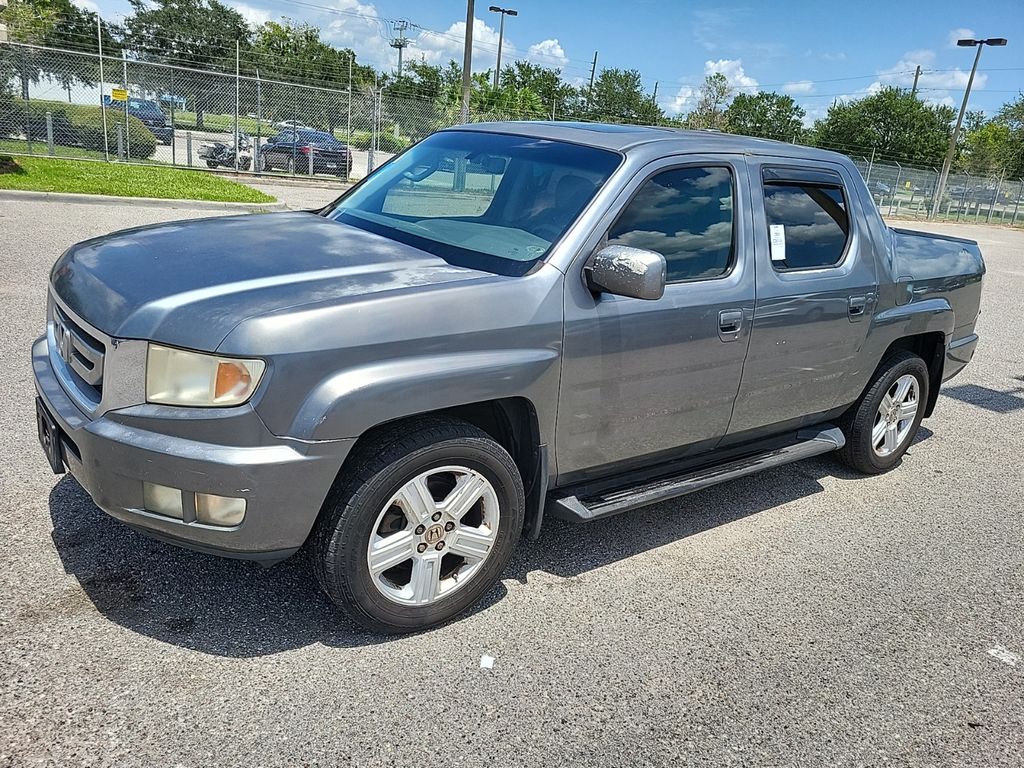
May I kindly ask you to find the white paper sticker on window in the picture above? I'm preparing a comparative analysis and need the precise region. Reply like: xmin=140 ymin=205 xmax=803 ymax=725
xmin=769 ymin=224 xmax=787 ymax=262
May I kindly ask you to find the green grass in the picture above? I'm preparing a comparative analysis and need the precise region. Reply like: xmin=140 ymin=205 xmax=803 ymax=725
xmin=0 ymin=156 xmax=276 ymax=203
xmin=0 ymin=138 xmax=109 ymax=160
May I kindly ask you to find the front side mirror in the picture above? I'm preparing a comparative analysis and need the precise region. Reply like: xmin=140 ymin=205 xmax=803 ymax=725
xmin=585 ymin=245 xmax=666 ymax=301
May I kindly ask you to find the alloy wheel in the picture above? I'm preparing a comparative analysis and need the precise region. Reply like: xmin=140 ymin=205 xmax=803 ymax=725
xmin=872 ymin=374 xmax=919 ymax=457
xmin=366 ymin=466 xmax=500 ymax=606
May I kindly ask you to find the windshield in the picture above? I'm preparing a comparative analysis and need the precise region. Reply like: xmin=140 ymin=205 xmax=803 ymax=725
xmin=324 ymin=130 xmax=621 ymax=276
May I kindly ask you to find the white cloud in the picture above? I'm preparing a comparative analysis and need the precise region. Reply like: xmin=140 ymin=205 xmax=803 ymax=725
xmin=783 ymin=80 xmax=815 ymax=95
xmin=948 ymin=28 xmax=975 ymax=47
xmin=663 ymin=59 xmax=758 ymax=115
xmin=406 ymin=17 xmax=512 ymax=73
xmin=230 ymin=2 xmax=272 ymax=28
xmin=871 ymin=48 xmax=986 ymax=106
xmin=528 ymin=39 xmax=568 ymax=68
xmin=322 ymin=0 xmax=394 ymax=70
xmin=704 ymin=58 xmax=758 ymax=90
xmin=70 ymin=0 xmax=99 ymax=12
xmin=668 ymin=85 xmax=695 ymax=114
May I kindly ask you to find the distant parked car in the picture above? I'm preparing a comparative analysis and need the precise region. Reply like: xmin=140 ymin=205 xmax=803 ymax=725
xmin=259 ymin=129 xmax=353 ymax=176
xmin=105 ymin=98 xmax=173 ymax=144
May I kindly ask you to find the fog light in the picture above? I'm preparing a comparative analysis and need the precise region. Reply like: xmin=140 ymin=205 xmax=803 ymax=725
xmin=196 ymin=493 xmax=246 ymax=527
xmin=143 ymin=482 xmax=183 ymax=519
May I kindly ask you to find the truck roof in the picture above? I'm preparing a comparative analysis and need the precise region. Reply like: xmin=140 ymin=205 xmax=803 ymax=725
xmin=450 ymin=121 xmax=848 ymax=163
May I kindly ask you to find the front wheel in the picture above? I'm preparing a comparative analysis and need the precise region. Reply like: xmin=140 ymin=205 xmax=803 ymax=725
xmin=837 ymin=350 xmax=930 ymax=474
xmin=312 ymin=419 xmax=525 ymax=634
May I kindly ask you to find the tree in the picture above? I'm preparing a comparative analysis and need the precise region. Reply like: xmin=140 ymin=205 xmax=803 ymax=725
xmin=0 ymin=0 xmax=120 ymax=100
xmin=586 ymin=67 xmax=662 ymax=124
xmin=500 ymin=60 xmax=578 ymax=119
xmin=994 ymin=93 xmax=1024 ymax=178
xmin=247 ymin=21 xmax=375 ymax=131
xmin=685 ymin=73 xmax=732 ymax=131
xmin=958 ymin=121 xmax=1014 ymax=175
xmin=124 ymin=0 xmax=251 ymax=130
xmin=724 ymin=91 xmax=805 ymax=142
xmin=810 ymin=87 xmax=955 ymax=166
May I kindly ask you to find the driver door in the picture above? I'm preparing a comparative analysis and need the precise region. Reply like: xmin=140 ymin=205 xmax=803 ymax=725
xmin=556 ymin=156 xmax=755 ymax=484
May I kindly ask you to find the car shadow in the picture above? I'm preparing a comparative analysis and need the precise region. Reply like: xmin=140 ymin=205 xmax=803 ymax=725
xmin=942 ymin=383 xmax=1024 ymax=414
xmin=48 ymin=448 xmax=910 ymax=658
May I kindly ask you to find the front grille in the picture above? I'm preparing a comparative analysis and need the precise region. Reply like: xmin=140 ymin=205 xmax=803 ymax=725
xmin=52 ymin=304 xmax=105 ymax=403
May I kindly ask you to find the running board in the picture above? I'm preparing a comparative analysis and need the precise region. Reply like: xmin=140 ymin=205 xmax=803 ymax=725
xmin=549 ymin=426 xmax=845 ymax=522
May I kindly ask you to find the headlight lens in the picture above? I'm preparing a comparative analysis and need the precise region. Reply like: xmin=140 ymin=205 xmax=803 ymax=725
xmin=146 ymin=344 xmax=266 ymax=407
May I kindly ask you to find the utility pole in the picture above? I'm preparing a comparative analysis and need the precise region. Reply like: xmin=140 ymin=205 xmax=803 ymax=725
xmin=652 ymin=81 xmax=659 ymax=102
xmin=488 ymin=6 xmax=518 ymax=88
xmin=390 ymin=20 xmax=409 ymax=78
xmin=460 ymin=0 xmax=474 ymax=123
xmin=234 ymin=38 xmax=240 ymax=172
xmin=587 ymin=51 xmax=598 ymax=110
xmin=911 ymin=65 xmax=921 ymax=97
xmin=97 ymin=16 xmax=109 ymax=161
xmin=122 ymin=50 xmax=129 ymax=159
xmin=931 ymin=36 xmax=1008 ymax=219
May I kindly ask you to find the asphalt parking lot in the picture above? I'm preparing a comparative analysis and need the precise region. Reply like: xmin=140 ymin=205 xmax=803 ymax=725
xmin=0 ymin=199 xmax=1021 ymax=767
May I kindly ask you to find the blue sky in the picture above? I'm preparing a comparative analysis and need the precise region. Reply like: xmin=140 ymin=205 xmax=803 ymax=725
xmin=83 ymin=0 xmax=1024 ymax=120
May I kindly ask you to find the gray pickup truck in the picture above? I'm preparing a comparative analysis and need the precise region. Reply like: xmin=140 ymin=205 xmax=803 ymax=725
xmin=33 ymin=122 xmax=984 ymax=633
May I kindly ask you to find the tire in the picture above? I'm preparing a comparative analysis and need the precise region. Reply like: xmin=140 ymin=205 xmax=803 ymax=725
xmin=312 ymin=418 xmax=525 ymax=634
xmin=836 ymin=350 xmax=930 ymax=474
xmin=205 ymin=161 xmax=219 ymax=168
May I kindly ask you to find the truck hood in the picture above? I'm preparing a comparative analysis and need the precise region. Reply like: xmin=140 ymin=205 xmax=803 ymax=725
xmin=51 ymin=211 xmax=487 ymax=350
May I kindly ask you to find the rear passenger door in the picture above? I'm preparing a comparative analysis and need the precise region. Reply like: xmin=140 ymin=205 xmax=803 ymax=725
xmin=557 ymin=156 xmax=755 ymax=483
xmin=726 ymin=160 xmax=877 ymax=440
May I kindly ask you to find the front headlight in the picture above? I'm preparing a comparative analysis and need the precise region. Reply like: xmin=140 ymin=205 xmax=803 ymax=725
xmin=146 ymin=344 xmax=266 ymax=407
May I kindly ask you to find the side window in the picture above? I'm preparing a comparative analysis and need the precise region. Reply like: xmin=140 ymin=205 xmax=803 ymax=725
xmin=763 ymin=182 xmax=849 ymax=270
xmin=608 ymin=166 xmax=734 ymax=283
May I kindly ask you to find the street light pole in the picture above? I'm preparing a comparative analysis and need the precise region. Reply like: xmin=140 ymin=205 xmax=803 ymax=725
xmin=931 ymin=36 xmax=1007 ymax=219
xmin=488 ymin=6 xmax=518 ymax=89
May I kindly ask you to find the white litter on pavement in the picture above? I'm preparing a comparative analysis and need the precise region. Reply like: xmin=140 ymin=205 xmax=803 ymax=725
xmin=987 ymin=645 xmax=1020 ymax=666
xmin=480 ymin=655 xmax=495 ymax=670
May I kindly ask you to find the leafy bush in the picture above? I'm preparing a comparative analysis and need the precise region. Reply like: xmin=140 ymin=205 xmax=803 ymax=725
xmin=349 ymin=129 xmax=410 ymax=153
xmin=0 ymin=100 xmax=157 ymax=159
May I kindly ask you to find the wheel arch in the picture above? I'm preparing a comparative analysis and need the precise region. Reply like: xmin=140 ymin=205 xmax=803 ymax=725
xmin=325 ymin=397 xmax=546 ymax=537
xmin=875 ymin=331 xmax=946 ymax=417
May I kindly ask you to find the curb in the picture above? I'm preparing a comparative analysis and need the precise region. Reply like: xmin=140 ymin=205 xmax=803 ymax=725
xmin=0 ymin=189 xmax=287 ymax=211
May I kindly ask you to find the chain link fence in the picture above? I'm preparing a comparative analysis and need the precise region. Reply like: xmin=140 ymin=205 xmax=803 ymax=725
xmin=849 ymin=154 xmax=1024 ymax=226
xmin=0 ymin=41 xmax=481 ymax=180
xmin=3 ymin=40 xmax=1023 ymax=226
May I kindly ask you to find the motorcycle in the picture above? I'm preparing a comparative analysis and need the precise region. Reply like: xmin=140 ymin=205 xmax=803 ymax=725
xmin=198 ymin=133 xmax=252 ymax=171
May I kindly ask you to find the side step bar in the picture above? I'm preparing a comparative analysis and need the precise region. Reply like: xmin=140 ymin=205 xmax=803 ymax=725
xmin=549 ymin=425 xmax=845 ymax=522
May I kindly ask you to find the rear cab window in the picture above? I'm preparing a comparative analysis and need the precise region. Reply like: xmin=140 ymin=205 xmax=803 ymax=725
xmin=761 ymin=166 xmax=851 ymax=270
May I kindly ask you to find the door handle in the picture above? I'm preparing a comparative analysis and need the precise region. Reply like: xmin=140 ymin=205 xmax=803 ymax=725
xmin=848 ymin=295 xmax=867 ymax=321
xmin=718 ymin=309 xmax=744 ymax=341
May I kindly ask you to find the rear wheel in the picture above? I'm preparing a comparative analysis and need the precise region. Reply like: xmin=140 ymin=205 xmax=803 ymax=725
xmin=312 ymin=418 xmax=525 ymax=634
xmin=837 ymin=350 xmax=929 ymax=474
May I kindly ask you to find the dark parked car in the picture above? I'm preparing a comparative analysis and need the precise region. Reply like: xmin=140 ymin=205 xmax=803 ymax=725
xmin=34 ymin=123 xmax=984 ymax=633
xmin=105 ymin=97 xmax=173 ymax=144
xmin=259 ymin=129 xmax=353 ymax=176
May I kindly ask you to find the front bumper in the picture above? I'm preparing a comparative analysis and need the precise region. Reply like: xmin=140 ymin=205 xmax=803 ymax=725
xmin=33 ymin=335 xmax=353 ymax=563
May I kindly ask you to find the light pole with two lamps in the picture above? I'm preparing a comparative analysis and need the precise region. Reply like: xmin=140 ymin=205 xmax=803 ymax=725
xmin=488 ymin=6 xmax=518 ymax=88
xmin=931 ymin=36 xmax=1007 ymax=219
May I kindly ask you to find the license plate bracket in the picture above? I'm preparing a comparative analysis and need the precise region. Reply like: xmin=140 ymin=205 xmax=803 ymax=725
xmin=36 ymin=398 xmax=66 ymax=475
